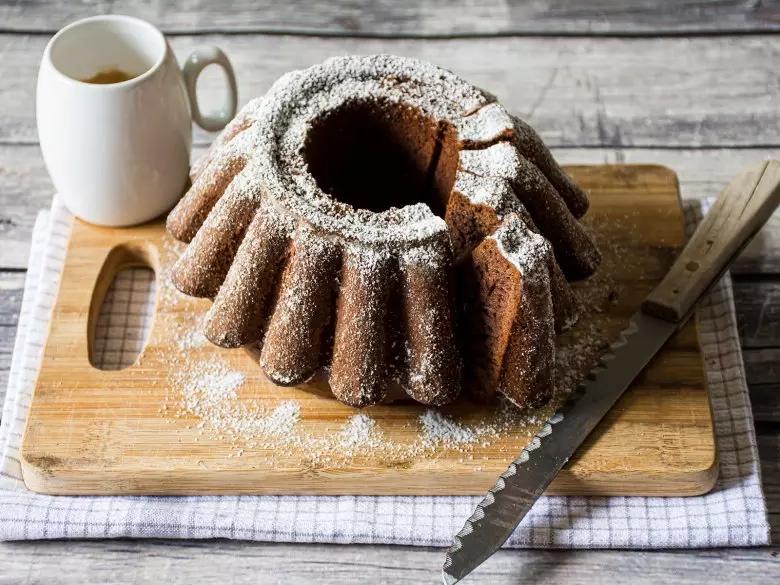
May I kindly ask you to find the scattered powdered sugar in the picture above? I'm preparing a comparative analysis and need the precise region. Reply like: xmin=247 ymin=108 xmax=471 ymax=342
xmin=168 ymin=354 xmax=302 ymax=441
xmin=257 ymin=401 xmax=301 ymax=436
xmin=338 ymin=414 xmax=382 ymax=454
xmin=168 ymin=358 xmax=257 ymax=437
xmin=176 ymin=315 xmax=209 ymax=350
xmin=419 ymin=410 xmax=477 ymax=447
xmin=165 ymin=349 xmax=526 ymax=461
xmin=184 ymin=361 xmax=243 ymax=402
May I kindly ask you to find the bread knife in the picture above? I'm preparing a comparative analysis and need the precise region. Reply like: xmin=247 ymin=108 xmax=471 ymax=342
xmin=442 ymin=161 xmax=780 ymax=584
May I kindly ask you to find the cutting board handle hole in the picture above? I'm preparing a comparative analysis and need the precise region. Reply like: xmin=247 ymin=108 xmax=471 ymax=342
xmin=87 ymin=244 xmax=158 ymax=371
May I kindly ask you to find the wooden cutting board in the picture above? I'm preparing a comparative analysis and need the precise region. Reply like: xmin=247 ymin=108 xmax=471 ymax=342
xmin=20 ymin=164 xmax=717 ymax=497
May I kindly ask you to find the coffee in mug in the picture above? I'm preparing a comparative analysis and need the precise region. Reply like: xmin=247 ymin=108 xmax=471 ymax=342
xmin=81 ymin=67 xmax=138 ymax=84
xmin=37 ymin=15 xmax=238 ymax=226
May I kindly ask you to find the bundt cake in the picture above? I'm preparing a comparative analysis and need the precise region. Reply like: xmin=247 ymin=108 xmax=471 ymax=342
xmin=166 ymin=55 xmax=601 ymax=408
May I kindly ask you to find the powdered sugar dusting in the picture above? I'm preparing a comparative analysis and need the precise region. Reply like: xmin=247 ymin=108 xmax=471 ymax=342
xmin=459 ymin=141 xmax=522 ymax=180
xmin=184 ymin=55 xmax=521 ymax=251
xmin=158 ymin=54 xmax=615 ymax=467
xmin=177 ymin=315 xmax=209 ymax=350
xmin=491 ymin=213 xmax=551 ymax=273
xmin=457 ymin=102 xmax=514 ymax=145
xmin=243 ymin=55 xmax=490 ymax=247
xmin=259 ymin=401 xmax=302 ymax=436
xmin=153 ymin=212 xmax=623 ymax=469
xmin=454 ymin=171 xmax=513 ymax=209
xmin=419 ymin=410 xmax=476 ymax=447
xmin=169 ymin=55 xmax=602 ymax=410
xmin=338 ymin=414 xmax=382 ymax=453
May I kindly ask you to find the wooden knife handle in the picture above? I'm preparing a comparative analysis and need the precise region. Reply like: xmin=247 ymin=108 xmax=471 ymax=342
xmin=643 ymin=160 xmax=780 ymax=323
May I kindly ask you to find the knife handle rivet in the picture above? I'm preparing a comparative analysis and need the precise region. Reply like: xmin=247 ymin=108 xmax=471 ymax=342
xmin=685 ymin=261 xmax=699 ymax=272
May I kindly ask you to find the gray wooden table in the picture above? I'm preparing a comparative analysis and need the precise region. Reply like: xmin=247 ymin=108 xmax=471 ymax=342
xmin=1 ymin=1 xmax=779 ymax=583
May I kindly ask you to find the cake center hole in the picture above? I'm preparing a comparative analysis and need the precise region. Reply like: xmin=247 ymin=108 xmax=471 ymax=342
xmin=304 ymin=99 xmax=459 ymax=216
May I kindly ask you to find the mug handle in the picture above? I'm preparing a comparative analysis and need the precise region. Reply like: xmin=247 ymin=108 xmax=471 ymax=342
xmin=181 ymin=46 xmax=238 ymax=132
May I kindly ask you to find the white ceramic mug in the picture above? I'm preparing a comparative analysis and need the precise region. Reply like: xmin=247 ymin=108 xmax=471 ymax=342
xmin=37 ymin=15 xmax=238 ymax=226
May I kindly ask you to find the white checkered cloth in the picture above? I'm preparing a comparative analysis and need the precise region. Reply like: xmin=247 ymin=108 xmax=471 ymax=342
xmin=0 ymin=196 xmax=770 ymax=547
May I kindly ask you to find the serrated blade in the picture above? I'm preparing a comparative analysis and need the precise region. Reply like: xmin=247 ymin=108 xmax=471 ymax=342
xmin=442 ymin=312 xmax=677 ymax=585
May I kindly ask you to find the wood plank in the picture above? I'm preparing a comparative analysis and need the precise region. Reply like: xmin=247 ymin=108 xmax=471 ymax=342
xmin=2 ymin=0 xmax=779 ymax=36
xmin=734 ymin=279 xmax=780 ymax=349
xmin=4 ymin=145 xmax=780 ymax=271
xmin=757 ymin=425 xmax=779 ymax=542
xmin=0 ymin=271 xmax=24 ymax=408
xmin=744 ymin=348 xmax=780 ymax=386
xmin=734 ymin=279 xmax=780 ymax=422
xmin=0 ymin=539 xmax=779 ymax=584
xmin=743 ymin=347 xmax=780 ymax=422
xmin=750 ymin=385 xmax=780 ymax=423
xmin=20 ymin=165 xmax=718 ymax=497
xmin=0 ymin=145 xmax=55 ymax=270
xmin=4 ymin=35 xmax=780 ymax=149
